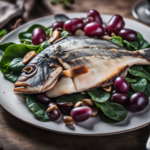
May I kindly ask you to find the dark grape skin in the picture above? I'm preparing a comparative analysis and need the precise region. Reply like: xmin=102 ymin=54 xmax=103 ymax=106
xmin=36 ymin=94 xmax=52 ymax=105
xmin=118 ymin=29 xmax=137 ymax=41
xmin=64 ymin=18 xmax=84 ymax=34
xmin=83 ymin=17 xmax=94 ymax=26
xmin=47 ymin=109 xmax=61 ymax=121
xmin=52 ymin=21 xmax=64 ymax=31
xmin=111 ymin=93 xmax=129 ymax=106
xmin=84 ymin=22 xmax=104 ymax=36
xmin=107 ymin=14 xmax=125 ymax=34
xmin=60 ymin=106 xmax=73 ymax=115
xmin=47 ymin=102 xmax=56 ymax=108
xmin=114 ymin=77 xmax=130 ymax=93
xmin=32 ymin=27 xmax=46 ymax=45
xmin=130 ymin=92 xmax=149 ymax=111
xmin=102 ymin=24 xmax=111 ymax=35
xmin=87 ymin=9 xmax=102 ymax=24
xmin=70 ymin=106 xmax=92 ymax=122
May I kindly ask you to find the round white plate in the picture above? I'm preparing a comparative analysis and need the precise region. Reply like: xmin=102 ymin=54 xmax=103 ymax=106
xmin=0 ymin=13 xmax=150 ymax=136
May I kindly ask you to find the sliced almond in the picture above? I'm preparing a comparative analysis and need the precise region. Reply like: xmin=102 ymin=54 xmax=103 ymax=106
xmin=91 ymin=107 xmax=99 ymax=117
xmin=111 ymin=32 xmax=116 ymax=36
xmin=101 ymin=35 xmax=111 ymax=40
xmin=74 ymin=29 xmax=85 ymax=36
xmin=82 ymin=99 xmax=94 ymax=106
xmin=74 ymin=101 xmax=83 ymax=108
xmin=49 ymin=30 xmax=60 ymax=44
xmin=46 ymin=105 xmax=58 ymax=113
xmin=63 ymin=116 xmax=75 ymax=126
xmin=22 ymin=51 xmax=36 ymax=64
xmin=102 ymin=85 xmax=112 ymax=92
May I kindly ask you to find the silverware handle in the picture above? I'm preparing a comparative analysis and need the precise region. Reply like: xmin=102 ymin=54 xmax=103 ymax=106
xmin=146 ymin=135 xmax=150 ymax=150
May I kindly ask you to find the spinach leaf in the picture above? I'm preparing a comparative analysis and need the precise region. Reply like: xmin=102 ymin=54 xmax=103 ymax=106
xmin=36 ymin=41 xmax=50 ymax=54
xmin=129 ymin=67 xmax=150 ymax=81
xmin=0 ymin=44 xmax=38 ymax=82
xmin=99 ymin=111 xmax=121 ymax=124
xmin=125 ymin=77 xmax=137 ymax=83
xmin=127 ymin=88 xmax=134 ymax=97
xmin=0 ymin=42 xmax=15 ymax=52
xmin=144 ymin=82 xmax=150 ymax=97
xmin=47 ymin=27 xmax=53 ymax=37
xmin=9 ymin=58 xmax=25 ymax=71
xmin=26 ymin=95 xmax=50 ymax=121
xmin=88 ymin=88 xmax=110 ymax=103
xmin=18 ymin=24 xmax=50 ymax=43
xmin=0 ymin=29 xmax=7 ymax=39
xmin=131 ymin=77 xmax=147 ymax=92
xmin=95 ymin=101 xmax=127 ymax=122
xmin=58 ymin=93 xmax=89 ymax=104
xmin=110 ymin=36 xmax=123 ymax=47
xmin=123 ymin=40 xmax=139 ymax=51
xmin=137 ymin=32 xmax=150 ymax=49
xmin=143 ymin=65 xmax=150 ymax=73
xmin=61 ymin=31 xmax=69 ymax=37
xmin=129 ymin=65 xmax=143 ymax=71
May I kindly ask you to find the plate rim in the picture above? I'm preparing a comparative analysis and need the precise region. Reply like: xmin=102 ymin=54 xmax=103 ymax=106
xmin=0 ymin=13 xmax=150 ymax=136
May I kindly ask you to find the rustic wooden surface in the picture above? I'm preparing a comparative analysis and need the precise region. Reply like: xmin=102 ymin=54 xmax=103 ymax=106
xmin=0 ymin=0 xmax=150 ymax=150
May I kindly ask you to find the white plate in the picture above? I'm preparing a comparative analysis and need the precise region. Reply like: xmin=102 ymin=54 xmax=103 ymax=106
xmin=0 ymin=13 xmax=150 ymax=136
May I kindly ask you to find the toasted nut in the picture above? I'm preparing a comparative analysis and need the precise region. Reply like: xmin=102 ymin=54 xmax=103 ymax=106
xmin=82 ymin=99 xmax=94 ymax=106
xmin=46 ymin=105 xmax=58 ymax=113
xmin=22 ymin=51 xmax=36 ymax=64
xmin=91 ymin=107 xmax=99 ymax=117
xmin=111 ymin=32 xmax=116 ymax=36
xmin=101 ymin=35 xmax=111 ymax=40
xmin=74 ymin=29 xmax=85 ymax=36
xmin=49 ymin=30 xmax=60 ymax=43
xmin=63 ymin=116 xmax=75 ymax=126
xmin=102 ymin=85 xmax=112 ymax=92
xmin=74 ymin=101 xmax=83 ymax=108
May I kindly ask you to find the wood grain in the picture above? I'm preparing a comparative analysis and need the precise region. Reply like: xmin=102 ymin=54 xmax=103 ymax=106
xmin=0 ymin=0 xmax=150 ymax=149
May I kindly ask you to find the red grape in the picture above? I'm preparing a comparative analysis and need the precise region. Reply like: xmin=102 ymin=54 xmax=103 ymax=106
xmin=36 ymin=94 xmax=51 ymax=105
xmin=52 ymin=21 xmax=64 ymax=30
xmin=83 ymin=17 xmax=94 ymax=26
xmin=111 ymin=93 xmax=129 ymax=106
xmin=114 ymin=77 xmax=130 ymax=93
xmin=118 ymin=29 xmax=137 ymax=41
xmin=130 ymin=92 xmax=149 ymax=111
xmin=84 ymin=22 xmax=104 ymax=36
xmin=87 ymin=9 xmax=102 ymax=24
xmin=47 ymin=109 xmax=61 ymax=121
xmin=64 ymin=18 xmax=84 ymax=34
xmin=71 ymin=106 xmax=92 ymax=122
xmin=107 ymin=14 xmax=125 ymax=34
xmin=102 ymin=24 xmax=111 ymax=35
xmin=32 ymin=27 xmax=46 ymax=45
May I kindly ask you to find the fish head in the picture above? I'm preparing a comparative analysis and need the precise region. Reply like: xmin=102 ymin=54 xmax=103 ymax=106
xmin=14 ymin=52 xmax=62 ymax=94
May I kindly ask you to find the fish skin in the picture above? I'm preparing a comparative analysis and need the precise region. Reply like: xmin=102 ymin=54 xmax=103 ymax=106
xmin=14 ymin=36 xmax=150 ymax=95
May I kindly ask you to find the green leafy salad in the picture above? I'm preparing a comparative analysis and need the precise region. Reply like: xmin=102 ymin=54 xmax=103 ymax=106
xmin=0 ymin=12 xmax=150 ymax=125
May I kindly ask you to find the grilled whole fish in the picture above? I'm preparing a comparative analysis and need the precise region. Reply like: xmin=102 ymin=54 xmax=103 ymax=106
xmin=14 ymin=36 xmax=150 ymax=97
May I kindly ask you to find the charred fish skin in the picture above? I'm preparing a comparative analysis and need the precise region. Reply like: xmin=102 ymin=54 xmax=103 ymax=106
xmin=46 ymin=48 xmax=150 ymax=98
xmin=14 ymin=36 xmax=126 ymax=94
xmin=14 ymin=36 xmax=150 ymax=95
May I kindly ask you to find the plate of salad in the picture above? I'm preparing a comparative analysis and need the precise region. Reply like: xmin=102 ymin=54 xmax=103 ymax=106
xmin=0 ymin=10 xmax=150 ymax=135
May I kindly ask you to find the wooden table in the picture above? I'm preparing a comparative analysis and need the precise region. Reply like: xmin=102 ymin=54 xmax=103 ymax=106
xmin=0 ymin=0 xmax=150 ymax=149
